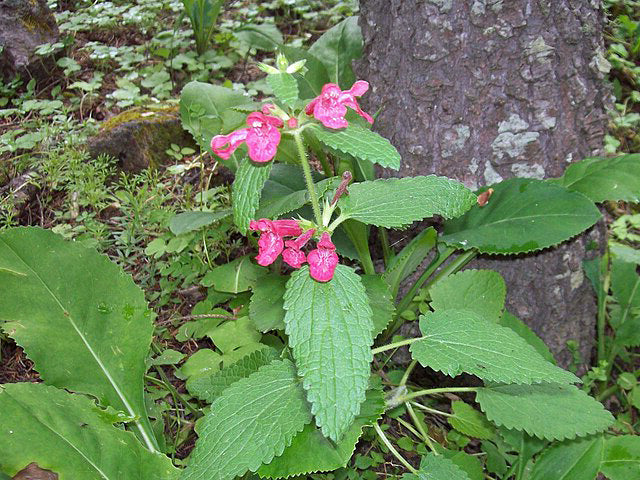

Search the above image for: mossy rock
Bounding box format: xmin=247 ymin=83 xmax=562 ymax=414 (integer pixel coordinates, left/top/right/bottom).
xmin=87 ymin=106 xmax=197 ymax=173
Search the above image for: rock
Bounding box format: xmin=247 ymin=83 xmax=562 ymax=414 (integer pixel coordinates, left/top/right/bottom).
xmin=0 ymin=0 xmax=59 ymax=79
xmin=87 ymin=106 xmax=197 ymax=172
xmin=12 ymin=463 xmax=58 ymax=480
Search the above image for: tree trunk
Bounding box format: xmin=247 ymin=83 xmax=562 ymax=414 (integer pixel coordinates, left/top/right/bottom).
xmin=356 ymin=0 xmax=610 ymax=369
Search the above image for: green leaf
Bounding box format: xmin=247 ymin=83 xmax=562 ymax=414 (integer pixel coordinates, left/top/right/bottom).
xmin=187 ymin=347 xmax=280 ymax=402
xmin=529 ymin=436 xmax=603 ymax=480
xmin=402 ymin=453 xmax=471 ymax=480
xmin=284 ymin=265 xmax=374 ymax=441
xmin=249 ymin=273 xmax=288 ymax=332
xmin=0 ymin=227 xmax=158 ymax=450
xmin=233 ymin=158 xmax=272 ymax=234
xmin=497 ymin=312 xmax=555 ymax=364
xmin=362 ymin=274 xmax=395 ymax=337
xmin=429 ymin=269 xmax=506 ymax=323
xmin=610 ymin=242 xmax=640 ymax=265
xmin=235 ymin=23 xmax=283 ymax=51
xmin=201 ymin=255 xmax=267 ymax=292
xmin=498 ymin=427 xmax=546 ymax=476
xmin=169 ymin=209 xmax=231 ymax=235
xmin=476 ymin=384 xmax=614 ymax=441
xmin=307 ymin=17 xmax=362 ymax=88
xmin=448 ymin=401 xmax=495 ymax=440
xmin=267 ymin=73 xmax=299 ymax=107
xmin=257 ymin=387 xmax=385 ymax=478
xmin=442 ymin=178 xmax=601 ymax=254
xmin=610 ymin=257 xmax=640 ymax=345
xmin=339 ymin=176 xmax=477 ymax=228
xmin=551 ymin=154 xmax=640 ymax=203
xmin=600 ymin=435 xmax=640 ymax=479
xmin=433 ymin=447 xmax=484 ymax=480
xmin=310 ymin=124 xmax=401 ymax=170
xmin=0 ymin=383 xmax=178 ymax=479
xmin=410 ymin=310 xmax=578 ymax=384
xmin=383 ymin=227 xmax=437 ymax=298
xmin=278 ymin=46 xmax=330 ymax=99
xmin=182 ymin=359 xmax=312 ymax=480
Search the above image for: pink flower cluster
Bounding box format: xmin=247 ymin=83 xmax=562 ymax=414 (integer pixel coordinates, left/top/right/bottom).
xmin=249 ymin=219 xmax=339 ymax=282
xmin=210 ymin=81 xmax=372 ymax=163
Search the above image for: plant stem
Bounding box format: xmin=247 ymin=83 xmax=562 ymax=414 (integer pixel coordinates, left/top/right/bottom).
xmin=596 ymin=384 xmax=618 ymax=403
xmin=372 ymin=337 xmax=421 ymax=355
xmin=401 ymin=387 xmax=478 ymax=402
xmin=293 ymin=132 xmax=322 ymax=225
xmin=379 ymin=227 xmax=392 ymax=268
xmin=406 ymin=402 xmax=438 ymax=453
xmin=373 ymin=422 xmax=418 ymax=474
xmin=410 ymin=401 xmax=453 ymax=417
xmin=597 ymin=260 xmax=610 ymax=367
xmin=400 ymin=359 xmax=417 ymax=387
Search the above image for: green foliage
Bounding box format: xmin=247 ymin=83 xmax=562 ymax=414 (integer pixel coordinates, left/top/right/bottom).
xmin=267 ymin=73 xmax=299 ymax=107
xmin=443 ymin=178 xmax=601 ymax=254
xmin=182 ymin=0 xmax=224 ymax=55
xmin=169 ymin=210 xmax=232 ymax=235
xmin=497 ymin=312 xmax=556 ymax=364
xmin=182 ymin=359 xmax=312 ymax=480
xmin=201 ymin=255 xmax=267 ymax=293
xmin=402 ymin=453 xmax=471 ymax=480
xmin=601 ymin=435 xmax=640 ymax=479
xmin=232 ymin=157 xmax=272 ymax=234
xmin=448 ymin=401 xmax=495 ymax=440
xmin=529 ymin=436 xmax=604 ymax=480
xmin=249 ymin=273 xmax=288 ymax=331
xmin=361 ymin=274 xmax=396 ymax=337
xmin=284 ymin=265 xmax=373 ymax=441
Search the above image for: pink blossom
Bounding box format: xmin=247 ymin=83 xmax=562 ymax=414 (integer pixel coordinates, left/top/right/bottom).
xmin=249 ymin=218 xmax=303 ymax=266
xmin=255 ymin=231 xmax=284 ymax=266
xmin=304 ymin=81 xmax=374 ymax=129
xmin=282 ymin=229 xmax=315 ymax=268
xmin=211 ymin=112 xmax=284 ymax=163
xmin=307 ymin=233 xmax=339 ymax=282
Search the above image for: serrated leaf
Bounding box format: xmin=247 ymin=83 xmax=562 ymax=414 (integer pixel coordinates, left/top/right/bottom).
xmin=249 ymin=273 xmax=288 ymax=332
xmin=201 ymin=255 xmax=267 ymax=292
xmin=551 ymin=154 xmax=640 ymax=203
xmin=0 ymin=383 xmax=178 ymax=479
xmin=257 ymin=387 xmax=384 ymax=478
xmin=233 ymin=157 xmax=272 ymax=234
xmin=310 ymin=124 xmax=401 ymax=170
xmin=497 ymin=312 xmax=555 ymax=364
xmin=169 ymin=210 xmax=231 ymax=235
xmin=339 ymin=176 xmax=477 ymax=228
xmin=600 ymin=435 xmax=640 ymax=479
xmin=267 ymin=73 xmax=299 ymax=107
xmin=429 ymin=269 xmax=506 ymax=323
xmin=476 ymin=384 xmax=614 ymax=441
xmin=442 ymin=178 xmax=601 ymax=254
xmin=284 ymin=265 xmax=374 ymax=441
xmin=187 ymin=347 xmax=279 ymax=402
xmin=448 ymin=401 xmax=495 ymax=440
xmin=0 ymin=227 xmax=158 ymax=450
xmin=278 ymin=46 xmax=330 ymax=99
xmin=182 ymin=359 xmax=312 ymax=480
xmin=361 ymin=274 xmax=395 ymax=337
xmin=402 ymin=453 xmax=471 ymax=480
xmin=410 ymin=310 xmax=578 ymax=384
xmin=383 ymin=227 xmax=437 ymax=298
xmin=529 ymin=436 xmax=603 ymax=480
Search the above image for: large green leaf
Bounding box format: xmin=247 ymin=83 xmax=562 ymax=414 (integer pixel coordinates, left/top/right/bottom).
xmin=442 ymin=178 xmax=601 ymax=254
xmin=257 ymin=387 xmax=385 ymax=478
xmin=429 ymin=269 xmax=506 ymax=322
xmin=182 ymin=359 xmax=312 ymax=480
xmin=529 ymin=436 xmax=603 ymax=480
xmin=600 ymin=435 xmax=640 ymax=479
xmin=284 ymin=265 xmax=374 ymax=441
xmin=0 ymin=383 xmax=178 ymax=479
xmin=339 ymin=176 xmax=477 ymax=228
xmin=448 ymin=401 xmax=495 ymax=440
xmin=232 ymin=157 xmax=272 ymax=234
xmin=307 ymin=17 xmax=362 ymax=88
xmin=551 ymin=154 xmax=640 ymax=203
xmin=410 ymin=310 xmax=578 ymax=385
xmin=278 ymin=46 xmax=330 ymax=99
xmin=0 ymin=227 xmax=157 ymax=450
xmin=200 ymin=255 xmax=267 ymax=292
xmin=497 ymin=312 xmax=555 ymax=364
xmin=169 ymin=209 xmax=231 ymax=235
xmin=267 ymin=73 xmax=299 ymax=107
xmin=361 ymin=274 xmax=395 ymax=337
xmin=249 ymin=273 xmax=288 ymax=332
xmin=234 ymin=23 xmax=283 ymax=51
xmin=310 ymin=124 xmax=401 ymax=170
xmin=476 ymin=384 xmax=614 ymax=441
xmin=402 ymin=453 xmax=471 ymax=480
xmin=610 ymin=257 xmax=640 ymax=345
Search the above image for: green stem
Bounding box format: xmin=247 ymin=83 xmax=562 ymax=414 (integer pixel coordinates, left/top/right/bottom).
xmin=293 ymin=132 xmax=322 ymax=225
xmin=372 ymin=337 xmax=421 ymax=355
xmin=303 ymin=129 xmax=333 ymax=177
xmin=402 ymin=387 xmax=478 ymax=402
xmin=597 ymin=263 xmax=610 ymax=367
xmin=410 ymin=401 xmax=453 ymax=417
xmin=399 ymin=359 xmax=418 ymax=387
xmin=373 ymin=422 xmax=418 ymax=474
xmin=596 ymin=384 xmax=618 ymax=403
xmin=406 ymin=402 xmax=437 ymax=453
xmin=379 ymin=227 xmax=392 ymax=268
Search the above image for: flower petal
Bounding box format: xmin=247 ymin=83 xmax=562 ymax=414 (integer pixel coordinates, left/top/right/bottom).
xmin=282 ymin=247 xmax=306 ymax=268
xmin=210 ymin=129 xmax=249 ymax=159
xmin=271 ymin=219 xmax=302 ymax=237
xmin=246 ymin=126 xmax=281 ymax=163
xmin=317 ymin=232 xmax=336 ymax=250
xmin=255 ymin=231 xmax=284 ymax=266
xmin=308 ymin=248 xmax=339 ymax=282
xmin=347 ymin=80 xmax=369 ymax=97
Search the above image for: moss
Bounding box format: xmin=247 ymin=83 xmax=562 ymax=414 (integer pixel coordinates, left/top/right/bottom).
xmin=101 ymin=106 xmax=180 ymax=131
xmin=20 ymin=13 xmax=54 ymax=34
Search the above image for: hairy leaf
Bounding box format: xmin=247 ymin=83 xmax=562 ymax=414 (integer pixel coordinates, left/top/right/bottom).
xmin=267 ymin=73 xmax=299 ymax=107
xmin=448 ymin=401 xmax=495 ymax=440
xmin=529 ymin=436 xmax=603 ymax=480
xmin=232 ymin=157 xmax=272 ymax=234
xmin=257 ymin=387 xmax=384 ymax=478
xmin=601 ymin=435 xmax=640 ymax=479
xmin=610 ymin=257 xmax=640 ymax=345
xmin=0 ymin=227 xmax=157 ymax=450
xmin=476 ymin=384 xmax=614 ymax=441
xmin=200 ymin=255 xmax=267 ymax=292
xmin=361 ymin=274 xmax=395 ymax=337
xmin=249 ymin=273 xmax=288 ymax=331
xmin=182 ymin=359 xmax=312 ymax=480
xmin=0 ymin=383 xmax=178 ymax=479
xmin=310 ymin=124 xmax=401 ymax=170
xmin=429 ymin=269 xmax=506 ymax=322
xmin=339 ymin=176 xmax=476 ymax=228
xmin=410 ymin=310 xmax=578 ymax=384
xmin=497 ymin=312 xmax=555 ymax=364
xmin=169 ymin=210 xmax=231 ymax=235
xmin=551 ymin=154 xmax=640 ymax=203
xmin=284 ymin=265 xmax=373 ymax=441
xmin=402 ymin=453 xmax=471 ymax=480
xmin=442 ymin=178 xmax=601 ymax=254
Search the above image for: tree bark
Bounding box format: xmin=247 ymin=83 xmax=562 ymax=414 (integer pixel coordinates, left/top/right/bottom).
xmin=356 ymin=0 xmax=610 ymax=369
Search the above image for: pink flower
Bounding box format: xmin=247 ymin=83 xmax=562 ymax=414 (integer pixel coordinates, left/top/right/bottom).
xmin=305 ymin=81 xmax=374 ymax=129
xmin=211 ymin=111 xmax=284 ymax=163
xmin=282 ymin=229 xmax=315 ymax=268
xmin=249 ymin=218 xmax=303 ymax=266
xmin=307 ymin=233 xmax=339 ymax=282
